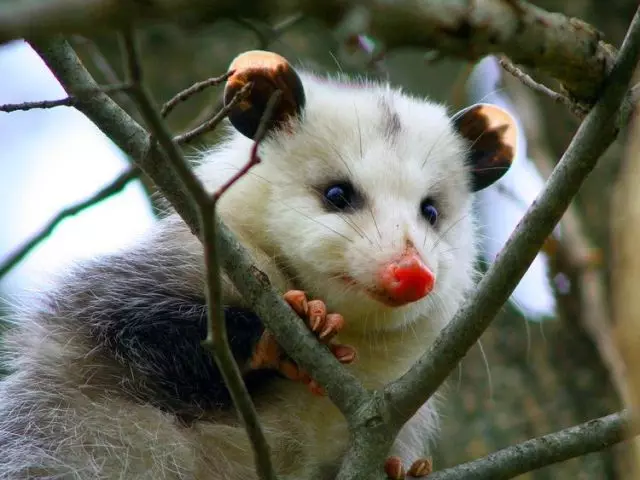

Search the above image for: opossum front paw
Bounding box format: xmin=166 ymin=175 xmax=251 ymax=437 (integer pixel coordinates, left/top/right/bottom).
xmin=384 ymin=456 xmax=432 ymax=479
xmin=283 ymin=290 xmax=345 ymax=341
xmin=249 ymin=290 xmax=356 ymax=396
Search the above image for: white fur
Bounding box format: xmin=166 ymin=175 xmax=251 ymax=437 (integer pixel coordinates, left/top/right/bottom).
xmin=0 ymin=71 xmax=479 ymax=479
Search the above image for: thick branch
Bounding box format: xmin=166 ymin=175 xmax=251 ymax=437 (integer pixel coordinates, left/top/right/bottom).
xmin=429 ymin=411 xmax=633 ymax=480
xmin=383 ymin=6 xmax=640 ymax=429
xmin=28 ymin=37 xmax=368 ymax=421
xmin=0 ymin=0 xmax=617 ymax=101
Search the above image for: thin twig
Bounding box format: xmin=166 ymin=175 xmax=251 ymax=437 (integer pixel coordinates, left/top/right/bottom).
xmin=0 ymin=83 xmax=131 ymax=112
xmin=384 ymin=4 xmax=640 ymax=429
xmin=119 ymin=30 xmax=278 ymax=480
xmin=161 ymin=71 xmax=233 ymax=118
xmin=174 ymin=83 xmax=251 ymax=145
xmin=428 ymin=411 xmax=633 ymax=480
xmin=0 ymin=167 xmax=140 ymax=279
xmin=200 ymin=91 xmax=282 ymax=480
xmin=1 ymin=97 xmax=75 ymax=111
xmin=498 ymin=56 xmax=588 ymax=118
xmin=212 ymin=91 xmax=282 ymax=202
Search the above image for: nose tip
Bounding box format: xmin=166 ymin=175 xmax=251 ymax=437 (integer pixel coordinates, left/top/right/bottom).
xmin=379 ymin=250 xmax=435 ymax=306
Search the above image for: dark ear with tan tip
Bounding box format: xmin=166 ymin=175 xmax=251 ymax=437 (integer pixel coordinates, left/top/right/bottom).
xmin=224 ymin=50 xmax=306 ymax=139
xmin=453 ymin=103 xmax=518 ymax=192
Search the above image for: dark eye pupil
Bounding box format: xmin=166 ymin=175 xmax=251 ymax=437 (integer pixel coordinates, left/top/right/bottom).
xmin=324 ymin=183 xmax=353 ymax=210
xmin=420 ymin=198 xmax=438 ymax=226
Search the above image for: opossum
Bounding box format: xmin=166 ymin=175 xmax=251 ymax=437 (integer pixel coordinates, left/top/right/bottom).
xmin=0 ymin=50 xmax=517 ymax=479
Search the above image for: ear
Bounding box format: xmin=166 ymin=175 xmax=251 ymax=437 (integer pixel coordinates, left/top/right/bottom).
xmin=452 ymin=103 xmax=518 ymax=192
xmin=224 ymin=50 xmax=306 ymax=139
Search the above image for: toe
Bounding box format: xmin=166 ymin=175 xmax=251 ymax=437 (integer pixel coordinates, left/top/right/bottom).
xmin=330 ymin=344 xmax=357 ymax=364
xmin=306 ymin=300 xmax=327 ymax=333
xmin=319 ymin=313 xmax=344 ymax=340
xmin=283 ymin=290 xmax=308 ymax=317
xmin=307 ymin=379 xmax=326 ymax=397
xmin=277 ymin=359 xmax=308 ymax=382
xmin=407 ymin=458 xmax=432 ymax=477
xmin=384 ymin=456 xmax=405 ymax=480
xmin=249 ymin=331 xmax=281 ymax=370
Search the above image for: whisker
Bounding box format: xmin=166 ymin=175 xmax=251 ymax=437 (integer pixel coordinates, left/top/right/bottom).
xmin=476 ymin=339 xmax=493 ymax=402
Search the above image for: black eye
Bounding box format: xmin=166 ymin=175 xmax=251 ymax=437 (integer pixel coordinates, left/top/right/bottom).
xmin=420 ymin=197 xmax=439 ymax=226
xmin=323 ymin=182 xmax=358 ymax=211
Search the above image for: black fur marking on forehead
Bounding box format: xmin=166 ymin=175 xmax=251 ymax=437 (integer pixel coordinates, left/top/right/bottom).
xmin=378 ymin=96 xmax=402 ymax=142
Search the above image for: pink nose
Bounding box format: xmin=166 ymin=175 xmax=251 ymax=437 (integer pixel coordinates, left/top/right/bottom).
xmin=378 ymin=250 xmax=435 ymax=305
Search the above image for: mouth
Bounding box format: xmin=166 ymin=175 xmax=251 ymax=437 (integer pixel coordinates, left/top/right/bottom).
xmin=338 ymin=275 xmax=419 ymax=308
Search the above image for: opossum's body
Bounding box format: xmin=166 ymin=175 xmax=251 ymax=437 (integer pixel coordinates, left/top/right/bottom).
xmin=0 ymin=52 xmax=516 ymax=479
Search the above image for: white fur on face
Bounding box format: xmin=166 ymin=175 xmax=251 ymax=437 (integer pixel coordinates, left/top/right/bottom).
xmin=199 ymin=73 xmax=478 ymax=334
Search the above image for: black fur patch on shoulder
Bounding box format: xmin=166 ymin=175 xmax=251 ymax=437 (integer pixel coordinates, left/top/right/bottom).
xmin=100 ymin=299 xmax=278 ymax=415
xmin=65 ymin=250 xmax=282 ymax=418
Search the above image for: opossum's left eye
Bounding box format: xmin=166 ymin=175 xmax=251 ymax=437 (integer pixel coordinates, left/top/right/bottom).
xmin=323 ymin=182 xmax=360 ymax=211
xmin=420 ymin=197 xmax=439 ymax=226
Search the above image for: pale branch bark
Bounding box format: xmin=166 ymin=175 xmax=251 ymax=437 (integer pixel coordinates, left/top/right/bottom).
xmin=0 ymin=166 xmax=140 ymax=279
xmin=383 ymin=3 xmax=640 ymax=431
xmin=0 ymin=83 xmax=131 ymax=112
xmin=0 ymin=0 xmax=618 ymax=102
xmin=428 ymin=411 xmax=633 ymax=480
xmin=120 ymin=29 xmax=278 ymax=480
xmin=28 ymin=36 xmax=369 ymax=422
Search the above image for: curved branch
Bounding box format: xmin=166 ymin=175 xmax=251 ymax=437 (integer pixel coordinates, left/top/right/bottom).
xmin=0 ymin=166 xmax=139 ymax=279
xmin=429 ymin=411 xmax=633 ymax=480
xmin=0 ymin=0 xmax=617 ymax=101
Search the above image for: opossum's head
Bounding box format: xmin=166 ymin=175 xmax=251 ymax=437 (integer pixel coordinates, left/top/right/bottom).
xmin=214 ymin=51 xmax=517 ymax=333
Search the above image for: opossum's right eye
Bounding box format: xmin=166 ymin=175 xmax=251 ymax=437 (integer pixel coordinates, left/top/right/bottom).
xmin=323 ymin=182 xmax=359 ymax=212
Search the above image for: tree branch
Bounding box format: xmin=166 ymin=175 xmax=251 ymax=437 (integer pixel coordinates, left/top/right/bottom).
xmin=428 ymin=411 xmax=633 ymax=480
xmin=174 ymin=83 xmax=251 ymax=145
xmin=383 ymin=4 xmax=640 ymax=429
xmin=0 ymin=0 xmax=617 ymax=102
xmin=161 ymin=72 xmax=232 ymax=118
xmin=0 ymin=166 xmax=139 ymax=279
xmin=498 ymin=56 xmax=588 ymax=118
xmin=0 ymin=83 xmax=131 ymax=112
xmin=118 ymin=29 xmax=278 ymax=480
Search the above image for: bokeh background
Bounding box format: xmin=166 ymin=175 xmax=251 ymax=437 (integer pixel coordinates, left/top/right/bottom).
xmin=1 ymin=1 xmax=638 ymax=478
